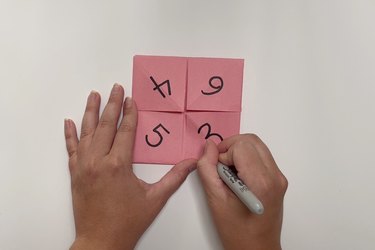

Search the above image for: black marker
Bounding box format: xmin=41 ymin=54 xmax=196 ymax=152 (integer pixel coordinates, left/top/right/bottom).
xmin=217 ymin=162 xmax=264 ymax=215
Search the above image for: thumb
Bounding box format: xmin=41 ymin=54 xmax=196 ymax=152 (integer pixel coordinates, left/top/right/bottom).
xmin=197 ymin=139 xmax=220 ymax=188
xmin=218 ymin=146 xmax=235 ymax=166
xmin=152 ymin=158 xmax=197 ymax=200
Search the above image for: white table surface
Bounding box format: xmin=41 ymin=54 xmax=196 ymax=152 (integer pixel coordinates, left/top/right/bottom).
xmin=1 ymin=1 xmax=375 ymax=249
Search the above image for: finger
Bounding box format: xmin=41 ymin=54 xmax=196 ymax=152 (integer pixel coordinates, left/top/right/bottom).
xmin=91 ymin=84 xmax=124 ymax=156
xmin=219 ymin=134 xmax=278 ymax=171
xmin=110 ymin=97 xmax=138 ymax=166
xmin=218 ymin=148 xmax=234 ymax=166
xmin=197 ymin=140 xmax=219 ymax=183
xmin=219 ymin=141 xmax=263 ymax=169
xmin=151 ymin=158 xmax=197 ymax=200
xmin=80 ymin=90 xmax=100 ymax=145
xmin=196 ymin=140 xmax=229 ymax=196
xmin=219 ymin=141 xmax=269 ymax=192
xmin=64 ymin=119 xmax=79 ymax=158
xmin=217 ymin=134 xmax=244 ymax=153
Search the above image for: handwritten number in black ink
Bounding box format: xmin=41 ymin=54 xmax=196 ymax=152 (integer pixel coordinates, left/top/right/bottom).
xmin=198 ymin=123 xmax=223 ymax=141
xmin=150 ymin=76 xmax=172 ymax=98
xmin=201 ymin=76 xmax=224 ymax=95
xmin=145 ymin=123 xmax=171 ymax=147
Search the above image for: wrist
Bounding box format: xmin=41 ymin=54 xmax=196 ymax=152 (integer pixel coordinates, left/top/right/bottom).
xmin=70 ymin=238 xmax=111 ymax=250
xmin=219 ymin=228 xmax=281 ymax=250
xmin=222 ymin=238 xmax=281 ymax=250
xmin=70 ymin=236 xmax=136 ymax=250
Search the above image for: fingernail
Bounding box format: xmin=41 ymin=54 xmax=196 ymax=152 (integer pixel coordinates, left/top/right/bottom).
xmin=88 ymin=90 xmax=98 ymax=101
xmin=64 ymin=118 xmax=70 ymax=128
xmin=125 ymin=97 xmax=132 ymax=108
xmin=112 ymin=83 xmax=121 ymax=93
xmin=203 ymin=140 xmax=210 ymax=153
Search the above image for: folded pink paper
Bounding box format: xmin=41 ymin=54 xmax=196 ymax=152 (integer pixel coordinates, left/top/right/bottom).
xmin=133 ymin=111 xmax=184 ymax=164
xmin=184 ymin=112 xmax=241 ymax=159
xmin=132 ymin=55 xmax=187 ymax=112
xmin=187 ymin=57 xmax=243 ymax=111
xmin=132 ymin=55 xmax=244 ymax=165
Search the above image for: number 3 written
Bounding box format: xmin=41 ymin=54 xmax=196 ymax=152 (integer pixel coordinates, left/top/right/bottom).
xmin=198 ymin=123 xmax=223 ymax=141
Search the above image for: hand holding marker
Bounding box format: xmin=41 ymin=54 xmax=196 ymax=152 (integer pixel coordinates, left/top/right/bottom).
xmin=217 ymin=162 xmax=264 ymax=214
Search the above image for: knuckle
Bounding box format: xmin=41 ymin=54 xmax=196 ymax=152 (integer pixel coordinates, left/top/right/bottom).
xmin=174 ymin=169 xmax=188 ymax=183
xmin=196 ymin=158 xmax=207 ymax=172
xmin=84 ymin=158 xmax=97 ymax=170
xmin=85 ymin=103 xmax=97 ymax=113
xmin=108 ymin=93 xmax=121 ymax=104
xmin=67 ymin=148 xmax=76 ymax=158
xmin=118 ymin=121 xmax=135 ymax=133
xmin=233 ymin=140 xmax=246 ymax=148
xmin=233 ymin=140 xmax=251 ymax=152
xmin=86 ymin=167 xmax=99 ymax=180
xmin=279 ymin=173 xmax=289 ymax=193
xmin=99 ymin=119 xmax=115 ymax=129
xmin=108 ymin=156 xmax=123 ymax=169
xmin=82 ymin=161 xmax=99 ymax=179
xmin=80 ymin=128 xmax=94 ymax=139
xmin=244 ymin=133 xmax=261 ymax=143
xmin=68 ymin=157 xmax=77 ymax=173
xmin=107 ymin=97 xmax=116 ymax=105
xmin=65 ymin=130 xmax=73 ymax=140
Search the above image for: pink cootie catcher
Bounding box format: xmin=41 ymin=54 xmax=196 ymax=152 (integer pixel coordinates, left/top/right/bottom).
xmin=132 ymin=55 xmax=244 ymax=164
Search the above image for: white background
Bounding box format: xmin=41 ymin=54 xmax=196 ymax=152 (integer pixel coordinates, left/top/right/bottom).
xmin=1 ymin=1 xmax=374 ymax=249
